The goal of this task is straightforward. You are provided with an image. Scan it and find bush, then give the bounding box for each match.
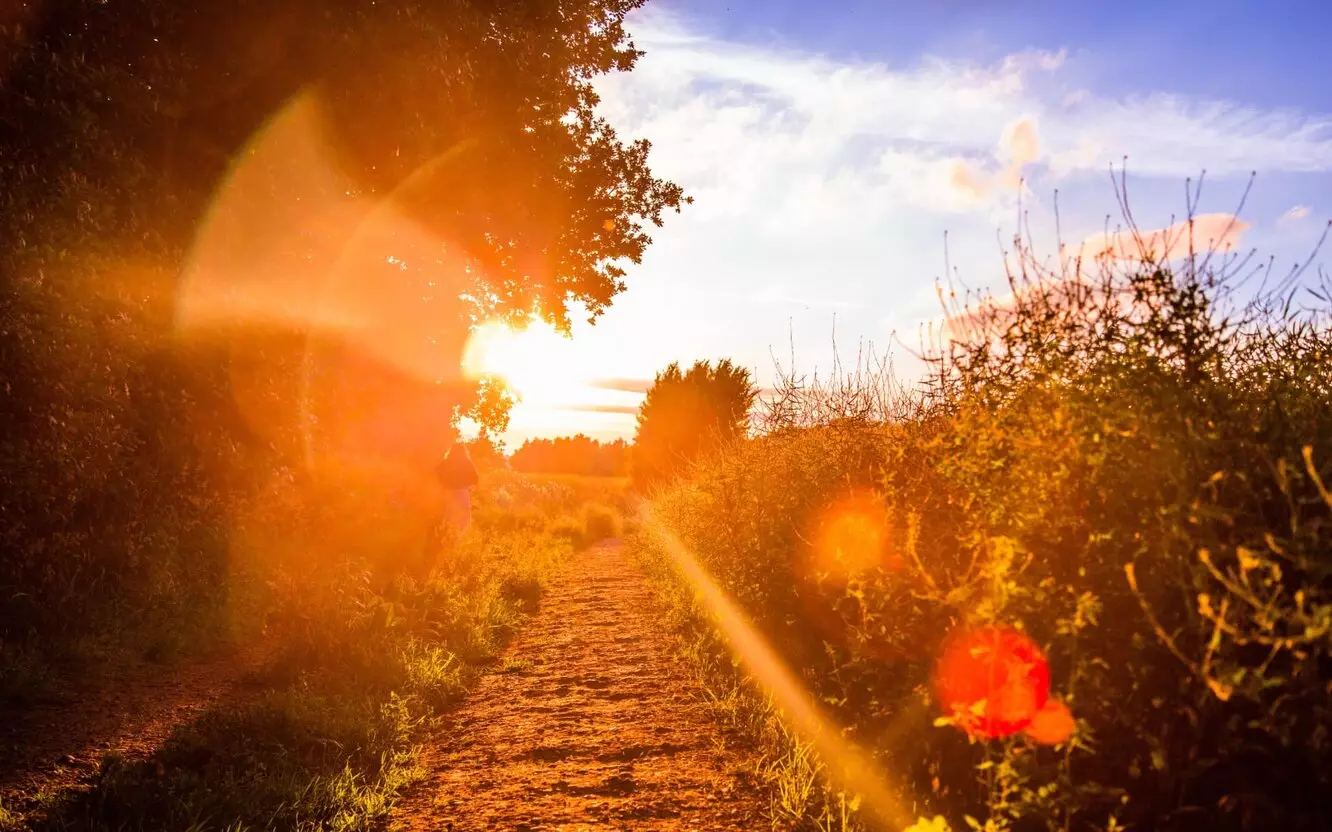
[510,435,630,477]
[636,213,1332,831]
[0,0,684,694]
[583,504,621,543]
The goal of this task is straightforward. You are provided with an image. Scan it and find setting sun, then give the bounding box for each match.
[462,319,587,406]
[459,318,647,443]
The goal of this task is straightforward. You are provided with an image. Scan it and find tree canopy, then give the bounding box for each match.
[631,359,757,488]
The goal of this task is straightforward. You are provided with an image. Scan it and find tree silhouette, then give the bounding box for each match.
[631,360,756,488]
[511,435,629,476]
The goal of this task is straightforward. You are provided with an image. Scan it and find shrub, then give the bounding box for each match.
[583,504,621,543]
[29,475,574,830]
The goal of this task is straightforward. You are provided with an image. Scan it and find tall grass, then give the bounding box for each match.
[637,200,1332,831]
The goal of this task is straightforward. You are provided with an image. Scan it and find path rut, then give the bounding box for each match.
[391,541,765,831]
[0,640,274,814]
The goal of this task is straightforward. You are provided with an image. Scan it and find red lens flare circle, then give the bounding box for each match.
[933,625,1051,739]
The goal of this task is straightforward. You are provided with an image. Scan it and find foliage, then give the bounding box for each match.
[0,0,682,682]
[510,434,630,477]
[582,503,622,542]
[631,359,757,489]
[636,206,1332,831]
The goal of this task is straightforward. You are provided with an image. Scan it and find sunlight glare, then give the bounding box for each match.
[463,319,591,407]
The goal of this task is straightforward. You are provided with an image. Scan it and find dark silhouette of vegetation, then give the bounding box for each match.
[0,0,683,686]
[637,191,1332,831]
[631,359,757,489]
[510,434,629,477]
[464,435,510,472]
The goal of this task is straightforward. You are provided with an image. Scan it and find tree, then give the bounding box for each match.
[511,434,629,476]
[0,0,684,654]
[631,360,756,488]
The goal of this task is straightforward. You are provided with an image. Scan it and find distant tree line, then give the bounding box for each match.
[510,435,629,477]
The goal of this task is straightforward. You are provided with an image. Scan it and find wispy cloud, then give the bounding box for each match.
[1065,213,1252,263]
[1283,204,1313,221]
[601,9,1332,213]
[750,284,859,309]
[563,403,641,415]
[589,377,653,393]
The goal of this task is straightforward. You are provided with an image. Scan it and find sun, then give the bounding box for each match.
[462,319,585,406]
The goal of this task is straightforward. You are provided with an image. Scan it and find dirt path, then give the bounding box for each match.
[391,541,766,831]
[0,640,275,813]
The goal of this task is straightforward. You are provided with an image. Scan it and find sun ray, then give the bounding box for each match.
[638,501,917,831]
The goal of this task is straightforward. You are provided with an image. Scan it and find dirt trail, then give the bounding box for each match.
[392,541,765,831]
[0,640,275,811]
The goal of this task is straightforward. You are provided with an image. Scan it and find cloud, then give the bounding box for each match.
[589,377,653,393]
[750,284,859,309]
[949,159,991,201]
[1001,117,1041,188]
[1284,204,1313,221]
[1065,213,1251,263]
[563,404,641,415]
[603,10,1332,201]
[531,7,1332,442]
[949,116,1044,198]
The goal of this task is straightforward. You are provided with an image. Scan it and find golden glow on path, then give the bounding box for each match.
[639,503,917,831]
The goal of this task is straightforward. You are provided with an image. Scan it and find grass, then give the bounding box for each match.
[632,216,1332,831]
[10,472,591,831]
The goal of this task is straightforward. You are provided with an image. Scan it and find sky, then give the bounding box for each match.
[486,0,1332,445]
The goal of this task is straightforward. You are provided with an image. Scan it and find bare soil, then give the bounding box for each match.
[390,541,765,831]
[0,640,275,813]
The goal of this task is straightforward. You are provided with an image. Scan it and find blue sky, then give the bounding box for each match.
[492,0,1332,444]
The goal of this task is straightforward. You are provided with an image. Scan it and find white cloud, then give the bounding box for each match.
[602,11,1332,196]
[1284,204,1313,221]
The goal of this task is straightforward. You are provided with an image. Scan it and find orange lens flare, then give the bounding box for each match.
[1024,697,1076,746]
[177,90,477,481]
[641,503,915,831]
[807,489,899,579]
[933,625,1052,739]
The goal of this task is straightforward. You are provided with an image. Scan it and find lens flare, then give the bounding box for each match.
[640,502,916,830]
[176,90,477,478]
[1024,697,1076,746]
[807,489,900,578]
[933,625,1051,739]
